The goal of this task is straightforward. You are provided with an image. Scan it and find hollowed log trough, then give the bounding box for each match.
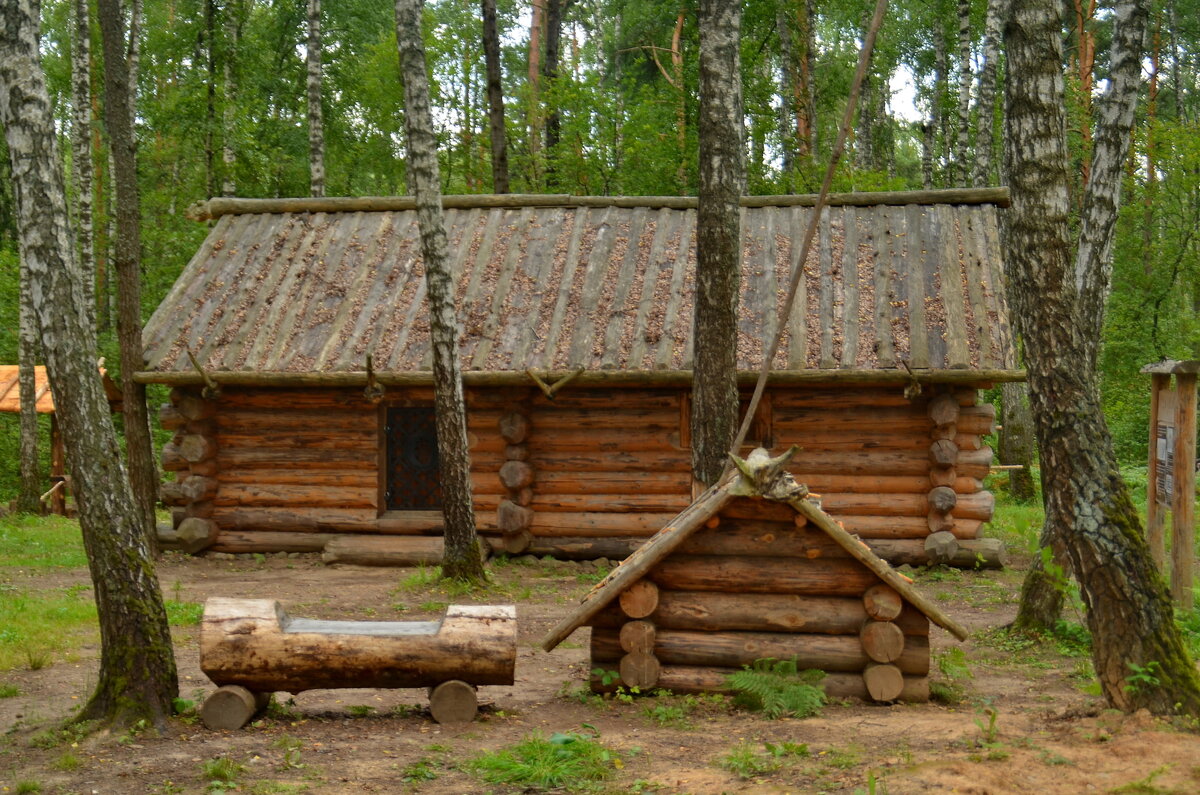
[199,597,516,729]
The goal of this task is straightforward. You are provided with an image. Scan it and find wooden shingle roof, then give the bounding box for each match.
[142,189,1017,384]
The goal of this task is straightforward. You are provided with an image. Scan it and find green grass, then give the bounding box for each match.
[0,584,98,670]
[0,513,87,569]
[165,600,204,626]
[466,730,622,791]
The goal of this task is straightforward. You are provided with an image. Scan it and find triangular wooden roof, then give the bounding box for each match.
[0,365,121,414]
[540,447,969,651]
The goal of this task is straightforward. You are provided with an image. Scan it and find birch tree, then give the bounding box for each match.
[16,261,39,515]
[1003,0,1200,713]
[692,0,743,486]
[308,0,326,197]
[0,0,178,728]
[395,0,486,583]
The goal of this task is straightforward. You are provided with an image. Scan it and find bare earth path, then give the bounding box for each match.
[2,550,1199,793]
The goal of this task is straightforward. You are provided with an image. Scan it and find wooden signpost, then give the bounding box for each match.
[1142,360,1198,609]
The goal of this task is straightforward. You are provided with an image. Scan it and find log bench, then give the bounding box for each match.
[198,597,517,729]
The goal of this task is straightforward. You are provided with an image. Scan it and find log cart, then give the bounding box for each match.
[198,598,516,729]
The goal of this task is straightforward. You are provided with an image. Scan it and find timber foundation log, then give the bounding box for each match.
[199,598,516,728]
[158,389,221,553]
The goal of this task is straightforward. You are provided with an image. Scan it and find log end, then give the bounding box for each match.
[201,685,265,731]
[429,680,478,724]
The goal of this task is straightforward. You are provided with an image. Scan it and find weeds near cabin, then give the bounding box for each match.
[717,740,808,780]
[0,682,18,697]
[201,757,245,794]
[0,582,97,670]
[1109,764,1174,794]
[346,704,377,717]
[29,720,96,749]
[399,756,440,783]
[930,647,973,704]
[974,701,1000,744]
[54,751,82,771]
[853,770,889,795]
[725,658,826,719]
[273,734,304,771]
[13,780,41,794]
[466,728,622,790]
[1123,662,1163,695]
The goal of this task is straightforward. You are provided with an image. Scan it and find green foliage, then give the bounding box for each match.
[930,647,974,704]
[0,582,98,670]
[1124,661,1163,695]
[466,729,622,791]
[717,741,782,779]
[201,757,245,795]
[165,600,204,626]
[724,658,826,719]
[0,682,19,698]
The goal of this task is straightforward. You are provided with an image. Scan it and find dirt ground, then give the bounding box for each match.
[2,549,1200,794]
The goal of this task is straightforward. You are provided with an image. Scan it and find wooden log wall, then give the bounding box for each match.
[586,501,931,702]
[167,383,994,564]
[158,387,221,553]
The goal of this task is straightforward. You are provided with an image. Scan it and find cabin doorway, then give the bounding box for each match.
[384,406,443,511]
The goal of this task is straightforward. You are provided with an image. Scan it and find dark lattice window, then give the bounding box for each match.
[385,407,443,510]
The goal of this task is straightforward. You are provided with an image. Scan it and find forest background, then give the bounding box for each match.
[0,0,1195,499]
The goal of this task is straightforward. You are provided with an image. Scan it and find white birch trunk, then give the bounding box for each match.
[307,0,325,198]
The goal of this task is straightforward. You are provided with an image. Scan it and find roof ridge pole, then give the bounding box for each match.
[727,0,891,463]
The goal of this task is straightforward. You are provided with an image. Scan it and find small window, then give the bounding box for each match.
[384,407,443,510]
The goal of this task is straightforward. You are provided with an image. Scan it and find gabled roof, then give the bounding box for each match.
[541,447,970,651]
[141,189,1017,384]
[0,365,121,414]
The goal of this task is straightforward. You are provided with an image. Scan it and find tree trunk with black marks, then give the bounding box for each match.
[222,0,239,196]
[0,0,178,728]
[972,0,1003,187]
[1004,0,1200,714]
[395,0,486,583]
[480,0,509,193]
[98,0,158,547]
[16,260,40,515]
[307,0,325,197]
[542,0,563,181]
[71,0,94,320]
[998,381,1035,500]
[692,0,743,487]
[954,0,972,185]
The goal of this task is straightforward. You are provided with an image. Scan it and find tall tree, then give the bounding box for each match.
[71,0,94,320]
[692,0,743,486]
[1003,0,1200,713]
[98,0,158,543]
[16,260,40,514]
[481,0,510,193]
[971,0,1002,188]
[307,0,326,197]
[0,0,178,728]
[953,0,972,185]
[395,0,487,583]
[222,0,240,197]
[542,0,565,175]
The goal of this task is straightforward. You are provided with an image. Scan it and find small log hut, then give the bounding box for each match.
[139,189,1021,563]
[541,447,970,702]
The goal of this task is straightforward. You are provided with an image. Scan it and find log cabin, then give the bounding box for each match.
[540,447,970,702]
[139,189,1021,562]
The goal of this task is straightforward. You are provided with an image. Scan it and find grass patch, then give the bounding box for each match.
[726,658,826,719]
[0,514,87,569]
[0,585,98,670]
[717,740,808,780]
[165,600,204,626]
[466,730,622,791]
[201,757,245,794]
[0,682,19,698]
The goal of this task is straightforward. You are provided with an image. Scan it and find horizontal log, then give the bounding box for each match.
[530,512,679,537]
[173,392,216,420]
[216,433,377,451]
[210,530,335,553]
[590,627,929,675]
[211,506,378,533]
[647,556,882,596]
[213,483,377,510]
[177,517,219,552]
[159,404,187,430]
[518,535,643,560]
[187,500,215,519]
[783,473,984,495]
[620,652,661,689]
[321,535,489,567]
[927,393,961,427]
[759,449,990,478]
[217,468,375,488]
[587,664,929,702]
[521,408,682,432]
[498,530,533,554]
[924,531,960,563]
[620,621,656,654]
[504,443,528,461]
[525,428,684,453]
[200,685,268,730]
[519,494,693,513]
[864,662,905,701]
[162,441,187,473]
[179,434,218,463]
[771,386,979,410]
[498,411,529,443]
[497,500,534,533]
[620,580,660,619]
[215,409,372,433]
[816,490,995,520]
[213,389,380,411]
[592,591,929,635]
[861,621,906,663]
[217,447,378,469]
[864,537,1004,569]
[929,439,958,467]
[498,461,534,490]
[958,404,996,435]
[839,516,981,540]
[201,598,516,692]
[863,584,903,621]
[676,520,843,559]
[526,451,692,473]
[160,480,188,507]
[525,471,691,495]
[181,476,219,503]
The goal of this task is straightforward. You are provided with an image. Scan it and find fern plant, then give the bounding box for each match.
[725,658,827,719]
